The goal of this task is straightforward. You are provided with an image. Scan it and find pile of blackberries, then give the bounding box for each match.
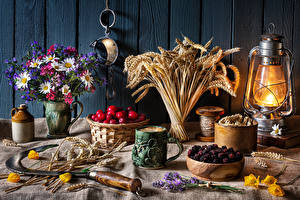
[188,144,243,164]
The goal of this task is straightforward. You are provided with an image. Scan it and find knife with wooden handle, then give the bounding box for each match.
[5,144,142,193]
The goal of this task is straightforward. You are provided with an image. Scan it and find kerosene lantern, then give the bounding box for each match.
[243,33,295,135]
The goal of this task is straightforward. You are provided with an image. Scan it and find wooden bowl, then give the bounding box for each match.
[186,156,245,181]
[215,122,258,154]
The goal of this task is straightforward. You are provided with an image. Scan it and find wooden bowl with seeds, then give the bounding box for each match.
[186,156,245,182]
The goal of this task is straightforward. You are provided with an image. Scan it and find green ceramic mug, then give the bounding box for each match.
[132,125,183,169]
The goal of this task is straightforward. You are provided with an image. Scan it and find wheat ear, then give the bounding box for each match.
[251,152,300,163]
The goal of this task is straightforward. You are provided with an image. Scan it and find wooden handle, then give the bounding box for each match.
[88,171,142,193]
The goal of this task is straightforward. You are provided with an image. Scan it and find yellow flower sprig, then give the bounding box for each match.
[28,150,39,159]
[244,174,260,188]
[244,174,285,197]
[59,173,72,183]
[268,184,285,197]
[262,175,277,186]
[7,173,20,183]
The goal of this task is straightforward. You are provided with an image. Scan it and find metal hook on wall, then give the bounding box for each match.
[90,0,118,100]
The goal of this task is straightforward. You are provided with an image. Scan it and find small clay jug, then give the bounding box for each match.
[11,104,34,143]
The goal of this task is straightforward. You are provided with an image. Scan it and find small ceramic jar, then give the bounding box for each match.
[11,104,34,143]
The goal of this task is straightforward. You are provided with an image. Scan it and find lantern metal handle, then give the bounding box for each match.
[243,46,259,115]
[280,48,295,117]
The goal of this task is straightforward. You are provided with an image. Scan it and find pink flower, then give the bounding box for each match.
[47,45,55,55]
[40,63,54,76]
[64,93,73,104]
[46,90,56,101]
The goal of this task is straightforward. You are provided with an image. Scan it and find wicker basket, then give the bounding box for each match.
[86,114,149,148]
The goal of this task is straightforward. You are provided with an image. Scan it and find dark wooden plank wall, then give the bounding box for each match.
[0,0,299,123]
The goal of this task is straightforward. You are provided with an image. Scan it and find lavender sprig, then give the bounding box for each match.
[153,172,244,193]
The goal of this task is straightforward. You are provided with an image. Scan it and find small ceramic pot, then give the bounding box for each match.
[132,125,183,169]
[11,104,34,143]
[44,101,83,138]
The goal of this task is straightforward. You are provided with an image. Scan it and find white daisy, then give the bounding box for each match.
[62,57,76,72]
[16,72,31,89]
[80,70,94,88]
[51,61,65,71]
[30,58,42,68]
[61,84,70,95]
[39,82,51,94]
[44,54,56,63]
[270,124,282,136]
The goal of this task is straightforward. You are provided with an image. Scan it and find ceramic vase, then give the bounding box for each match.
[44,101,83,138]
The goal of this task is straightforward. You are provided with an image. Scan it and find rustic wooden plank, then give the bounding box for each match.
[170,0,201,47]
[78,0,106,116]
[293,0,300,114]
[14,0,45,117]
[139,0,169,124]
[197,0,233,117]
[47,0,76,46]
[264,0,294,50]
[0,0,14,118]
[107,0,139,111]
[231,0,263,113]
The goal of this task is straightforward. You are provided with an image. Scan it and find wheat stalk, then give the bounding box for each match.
[251,152,300,163]
[254,158,268,168]
[124,36,240,141]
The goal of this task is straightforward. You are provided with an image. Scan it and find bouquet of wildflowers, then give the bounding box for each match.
[5,41,104,104]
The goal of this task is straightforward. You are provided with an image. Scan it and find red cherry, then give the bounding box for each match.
[116,111,126,119]
[137,114,146,122]
[107,110,116,117]
[97,112,106,121]
[91,114,96,120]
[126,106,134,111]
[106,114,113,121]
[109,119,118,124]
[94,117,99,122]
[96,109,103,115]
[119,118,127,124]
[107,105,118,112]
[103,119,110,124]
[128,110,138,120]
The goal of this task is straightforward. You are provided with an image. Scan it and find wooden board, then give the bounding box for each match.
[294,0,300,116]
[231,0,263,113]
[78,0,106,116]
[0,0,14,118]
[199,0,233,116]
[138,0,169,124]
[170,0,201,47]
[107,0,138,110]
[15,0,45,117]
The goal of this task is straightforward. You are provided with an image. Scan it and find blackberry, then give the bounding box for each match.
[223,158,229,163]
[188,149,193,157]
[229,153,235,159]
[218,153,225,159]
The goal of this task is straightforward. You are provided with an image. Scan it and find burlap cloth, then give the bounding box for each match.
[0,118,299,200]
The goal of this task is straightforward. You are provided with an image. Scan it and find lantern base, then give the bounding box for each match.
[254,117,287,133]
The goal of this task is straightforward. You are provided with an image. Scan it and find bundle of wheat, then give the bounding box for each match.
[124,37,240,141]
